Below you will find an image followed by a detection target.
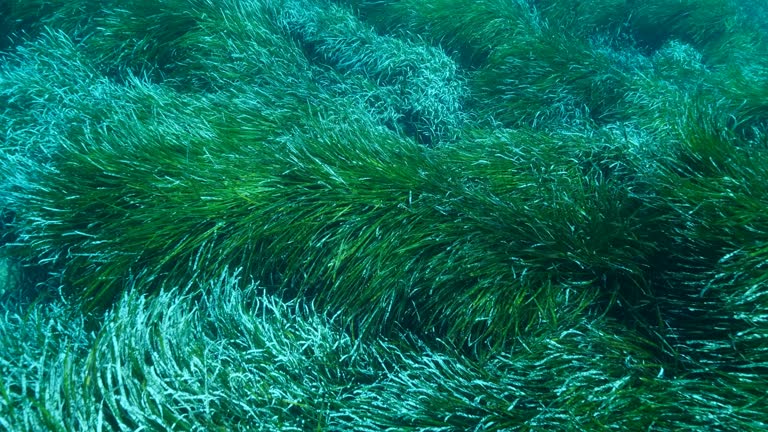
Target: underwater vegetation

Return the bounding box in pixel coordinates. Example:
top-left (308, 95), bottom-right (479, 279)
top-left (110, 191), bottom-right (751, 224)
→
top-left (1, 0), bottom-right (767, 430)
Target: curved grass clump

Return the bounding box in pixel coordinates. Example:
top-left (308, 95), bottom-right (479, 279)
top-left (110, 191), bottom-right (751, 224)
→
top-left (7, 88), bottom-right (656, 347)
top-left (643, 112), bottom-right (768, 374)
top-left (536, 0), bottom-right (753, 61)
top-left (620, 41), bottom-right (768, 144)
top-left (0, 275), bottom-right (369, 430)
top-left (340, 0), bottom-right (537, 63)
top-left (627, 0), bottom-right (746, 58)
top-left (86, 0), bottom-right (309, 87)
top-left (2, 276), bottom-right (765, 431)
top-left (278, 0), bottom-right (468, 145)
top-left (471, 27), bottom-right (632, 128)
top-left (0, 30), bottom-right (141, 161)
top-left (341, 0), bottom-right (631, 128)
top-left (3, 7), bottom-right (659, 348)
top-left (0, 0), bottom-right (99, 50)
top-left (533, 0), bottom-right (627, 33)
top-left (713, 59), bottom-right (768, 137)
top-left (347, 321), bottom-right (767, 431)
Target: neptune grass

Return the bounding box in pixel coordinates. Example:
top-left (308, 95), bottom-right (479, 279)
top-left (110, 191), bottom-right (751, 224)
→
top-left (2, 276), bottom-right (765, 431)
top-left (2, 0), bottom-right (768, 430)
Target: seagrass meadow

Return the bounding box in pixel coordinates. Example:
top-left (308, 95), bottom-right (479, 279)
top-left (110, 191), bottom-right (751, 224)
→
top-left (1, 0), bottom-right (767, 430)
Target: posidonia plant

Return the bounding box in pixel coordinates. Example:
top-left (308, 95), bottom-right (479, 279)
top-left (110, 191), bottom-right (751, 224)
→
top-left (1, 0), bottom-right (767, 430)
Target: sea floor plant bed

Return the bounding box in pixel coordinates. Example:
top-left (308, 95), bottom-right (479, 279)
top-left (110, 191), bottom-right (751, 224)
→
top-left (1, 0), bottom-right (767, 430)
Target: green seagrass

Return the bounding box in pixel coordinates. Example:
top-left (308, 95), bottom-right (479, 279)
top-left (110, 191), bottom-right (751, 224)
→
top-left (1, 0), bottom-right (767, 430)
